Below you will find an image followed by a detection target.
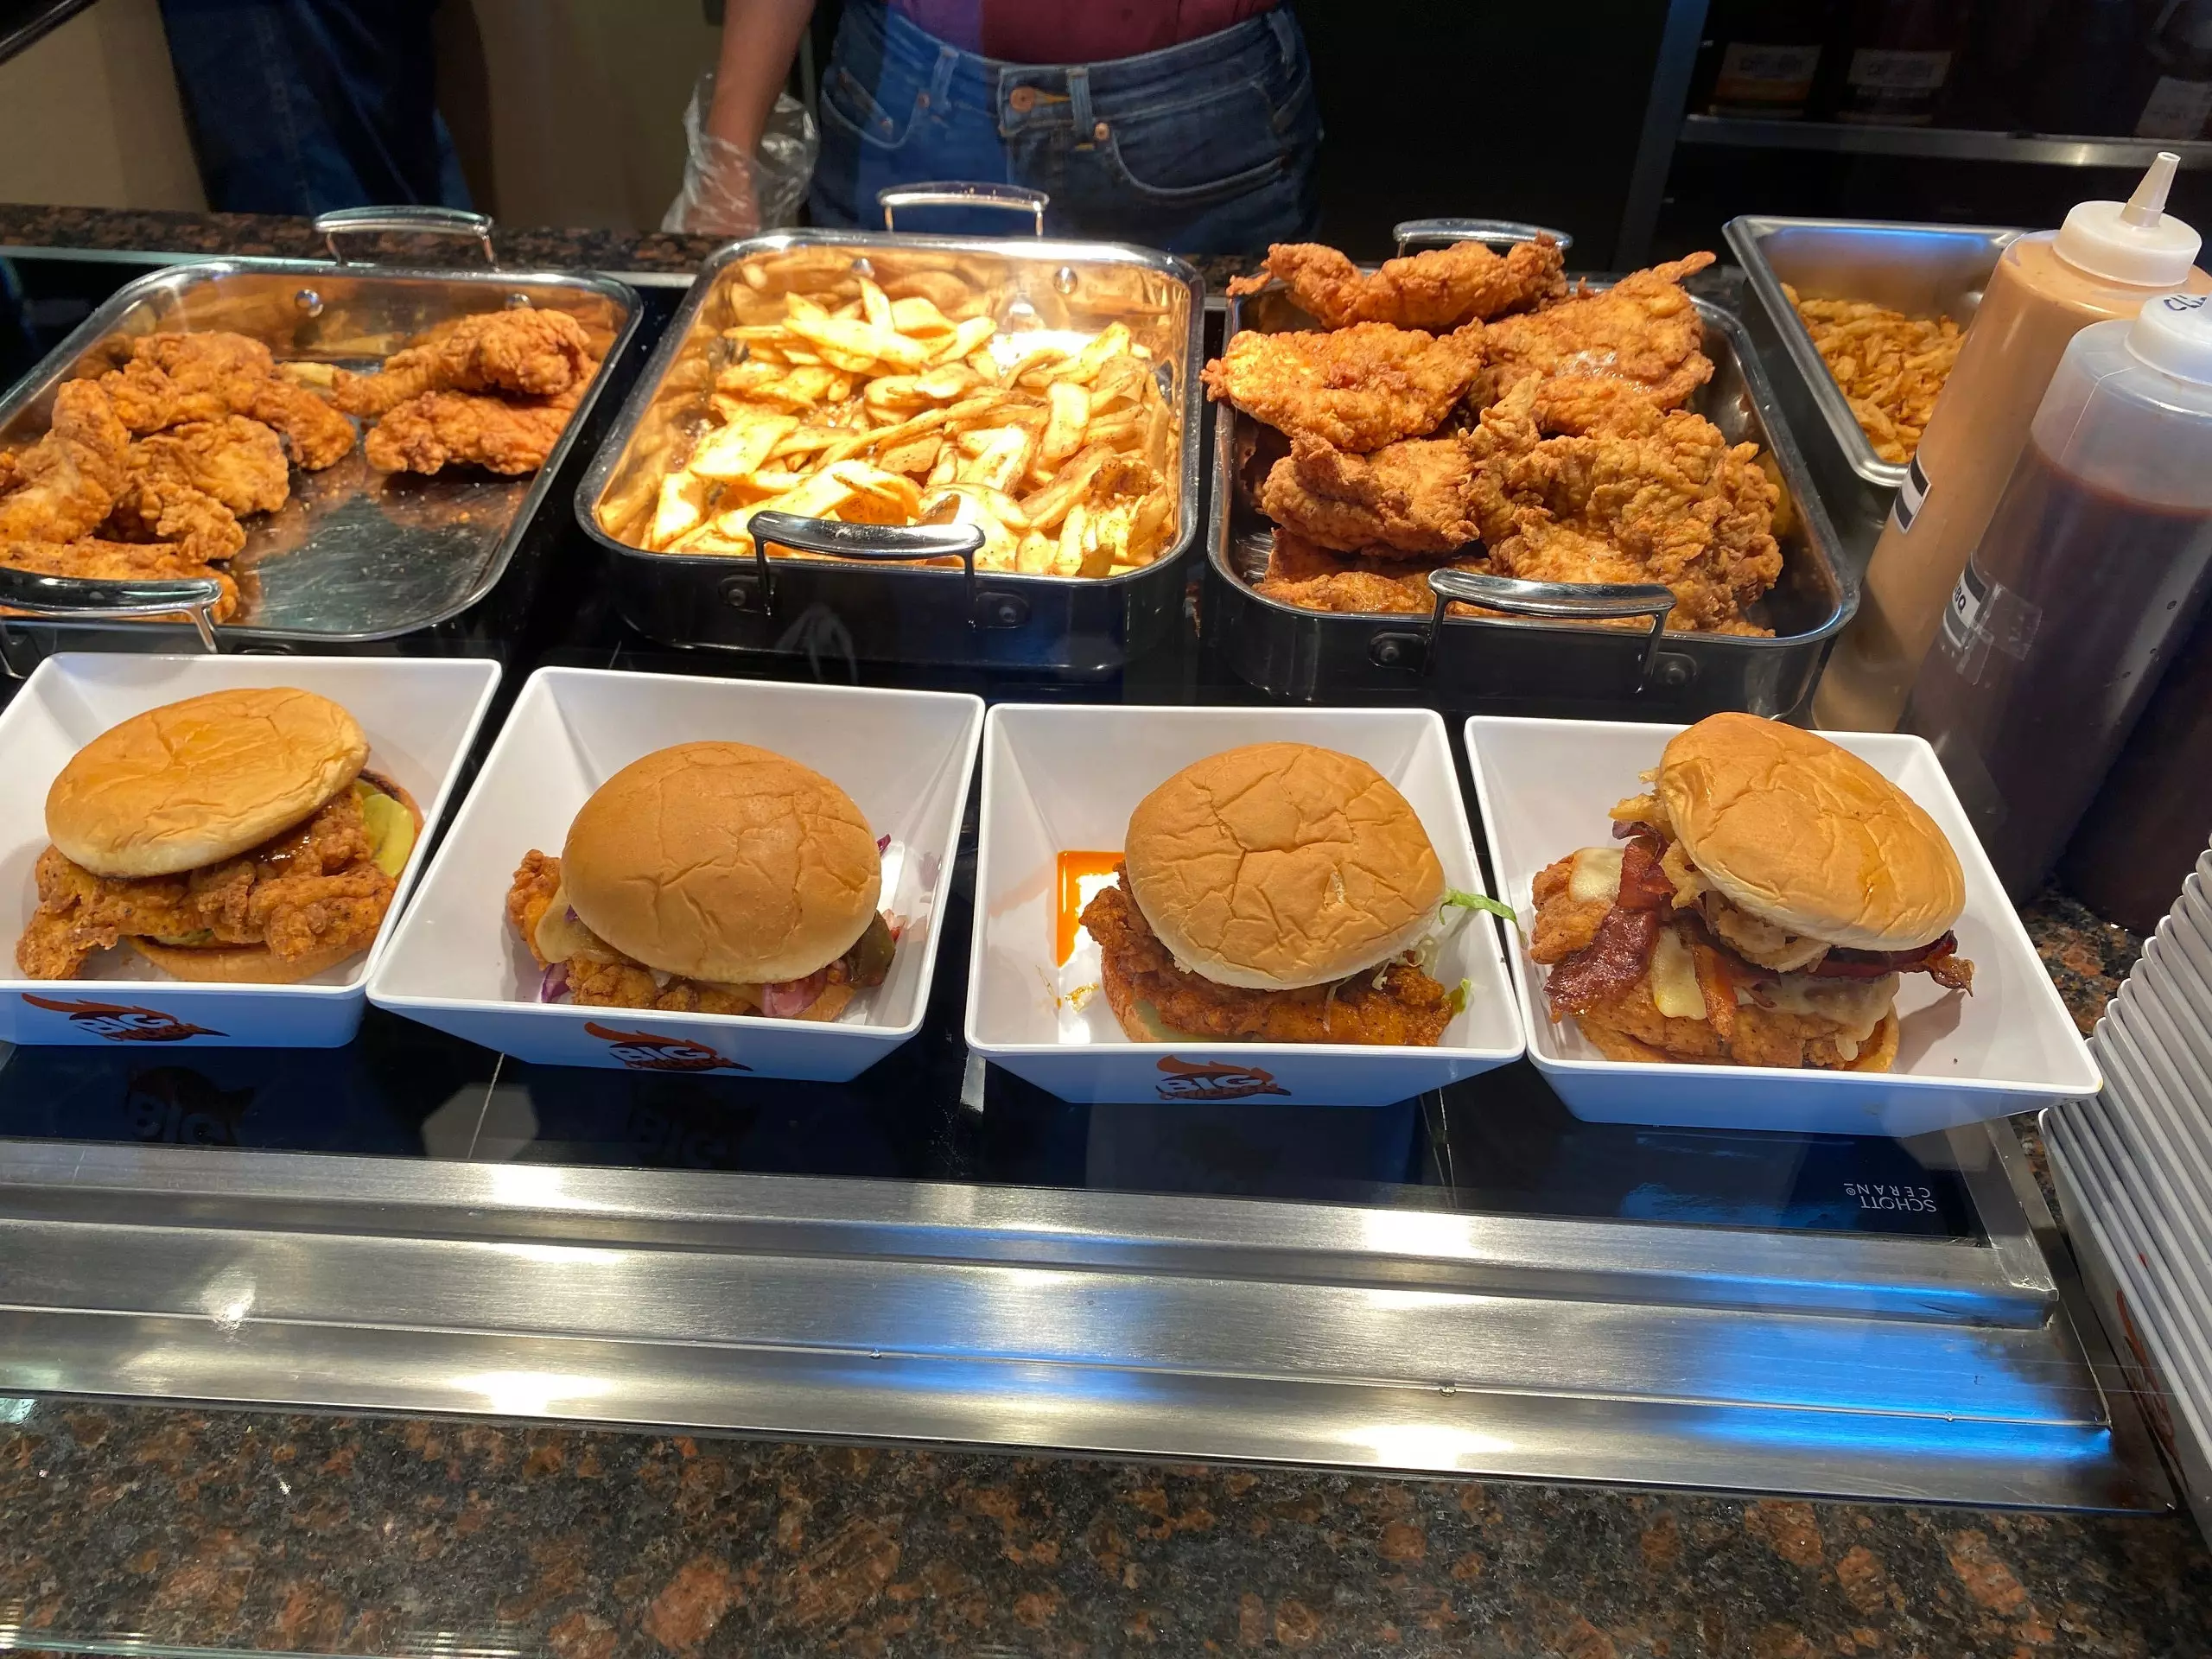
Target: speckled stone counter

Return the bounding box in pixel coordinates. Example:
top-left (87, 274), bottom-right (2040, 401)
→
top-left (1, 205), bottom-right (2207, 1658)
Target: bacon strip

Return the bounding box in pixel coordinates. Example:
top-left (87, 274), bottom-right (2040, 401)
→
top-left (1806, 931), bottom-right (1971, 986)
top-left (1614, 838), bottom-right (1676, 911)
top-left (1545, 906), bottom-right (1660, 1018)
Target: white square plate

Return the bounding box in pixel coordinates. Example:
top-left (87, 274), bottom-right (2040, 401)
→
top-left (963, 704), bottom-right (1522, 1106)
top-left (2106, 983), bottom-right (2212, 1181)
top-left (1465, 715), bottom-right (2099, 1136)
top-left (369, 667), bottom-right (982, 1077)
top-left (2082, 1024), bottom-right (2212, 1325)
top-left (0, 652), bottom-right (500, 1048)
top-left (2139, 931), bottom-right (2212, 1062)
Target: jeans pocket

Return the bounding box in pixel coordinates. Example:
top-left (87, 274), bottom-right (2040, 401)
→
top-left (1101, 78), bottom-right (1294, 204)
top-left (820, 64), bottom-right (921, 154)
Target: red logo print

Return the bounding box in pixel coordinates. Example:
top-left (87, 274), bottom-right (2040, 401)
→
top-left (583, 1021), bottom-right (750, 1073)
top-left (23, 995), bottom-right (222, 1042)
top-left (1154, 1055), bottom-right (1290, 1101)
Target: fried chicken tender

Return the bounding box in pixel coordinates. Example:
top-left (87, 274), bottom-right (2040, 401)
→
top-left (16, 789), bottom-right (391, 979)
top-left (1202, 321), bottom-right (1487, 452)
top-left (1082, 877), bottom-right (1453, 1046)
top-left (1260, 433), bottom-right (1482, 555)
top-left (98, 332), bottom-right (355, 469)
top-left (337, 307), bottom-right (599, 416)
top-left (0, 537), bottom-right (241, 620)
top-left (1486, 408), bottom-right (1782, 633)
top-left (1252, 528), bottom-right (1489, 615)
top-left (0, 380), bottom-right (133, 543)
top-left (104, 416), bottom-right (290, 565)
top-left (1484, 253), bottom-right (1717, 413)
top-left (365, 385), bottom-right (582, 475)
top-left (247, 378), bottom-right (358, 470)
top-left (1229, 236), bottom-right (1567, 331)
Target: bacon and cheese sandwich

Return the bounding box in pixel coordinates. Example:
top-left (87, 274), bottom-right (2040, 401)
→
top-left (1529, 714), bottom-right (1974, 1071)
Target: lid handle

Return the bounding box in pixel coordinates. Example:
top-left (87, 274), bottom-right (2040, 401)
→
top-left (877, 182), bottom-right (1048, 237)
top-left (1392, 219), bottom-right (1574, 256)
top-left (315, 206), bottom-right (499, 267)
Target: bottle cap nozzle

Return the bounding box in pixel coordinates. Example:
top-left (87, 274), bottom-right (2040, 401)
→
top-left (2057, 155), bottom-right (2202, 285)
top-left (2126, 290), bottom-right (2212, 383)
top-left (2123, 152), bottom-right (2180, 228)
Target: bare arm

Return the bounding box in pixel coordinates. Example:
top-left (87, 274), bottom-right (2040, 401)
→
top-left (707, 0), bottom-right (818, 155)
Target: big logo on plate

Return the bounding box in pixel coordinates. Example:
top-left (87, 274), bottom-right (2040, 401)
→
top-left (583, 1021), bottom-right (750, 1073)
top-left (1154, 1055), bottom-right (1289, 1101)
top-left (24, 995), bottom-right (222, 1043)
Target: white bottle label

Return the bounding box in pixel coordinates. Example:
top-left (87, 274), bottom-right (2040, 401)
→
top-left (1891, 452), bottom-right (1931, 532)
top-left (2136, 76), bottom-right (2212, 140)
top-left (1847, 48), bottom-right (1952, 92)
top-left (1938, 558), bottom-right (2042, 685)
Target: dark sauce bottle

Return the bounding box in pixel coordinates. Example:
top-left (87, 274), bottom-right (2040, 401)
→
top-left (1904, 296), bottom-right (2212, 899)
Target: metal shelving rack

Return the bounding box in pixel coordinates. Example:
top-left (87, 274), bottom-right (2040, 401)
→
top-left (1618, 0), bottom-right (2212, 265)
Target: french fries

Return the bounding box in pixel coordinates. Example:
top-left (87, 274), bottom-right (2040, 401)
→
top-left (632, 270), bottom-right (1179, 575)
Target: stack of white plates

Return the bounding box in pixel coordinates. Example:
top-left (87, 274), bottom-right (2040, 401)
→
top-left (2046, 845), bottom-right (2212, 1535)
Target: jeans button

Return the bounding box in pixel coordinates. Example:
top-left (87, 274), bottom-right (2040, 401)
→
top-left (1093, 121), bottom-right (1109, 140)
top-left (1008, 86), bottom-right (1037, 113)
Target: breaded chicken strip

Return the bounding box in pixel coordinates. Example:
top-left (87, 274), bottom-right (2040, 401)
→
top-left (1202, 321), bottom-right (1487, 453)
top-left (365, 386), bottom-right (582, 475)
top-left (0, 538), bottom-right (241, 623)
top-left (0, 381), bottom-right (133, 543)
top-left (98, 332), bottom-right (355, 469)
top-left (1229, 236), bottom-right (1566, 331)
top-left (1261, 433), bottom-right (1481, 555)
top-left (1081, 874), bottom-right (1453, 1046)
top-left (1484, 253), bottom-right (1717, 413)
top-left (338, 307), bottom-right (599, 416)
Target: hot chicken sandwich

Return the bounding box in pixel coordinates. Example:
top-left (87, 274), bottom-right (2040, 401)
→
top-left (508, 741), bottom-right (896, 1020)
top-left (1530, 713), bottom-right (1974, 1071)
top-left (16, 687), bottom-right (419, 982)
top-left (1080, 742), bottom-right (1496, 1046)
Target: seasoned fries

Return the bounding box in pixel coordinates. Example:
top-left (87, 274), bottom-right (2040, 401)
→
top-left (1785, 285), bottom-right (1963, 465)
top-left (639, 270), bottom-right (1179, 577)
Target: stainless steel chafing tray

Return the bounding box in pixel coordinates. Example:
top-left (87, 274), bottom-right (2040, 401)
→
top-left (1725, 215), bottom-right (2022, 552)
top-left (1206, 249), bottom-right (1854, 717)
top-left (0, 242), bottom-right (639, 660)
top-left (576, 229), bottom-right (1203, 675)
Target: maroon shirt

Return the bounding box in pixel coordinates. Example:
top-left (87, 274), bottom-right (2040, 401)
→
top-left (889, 0), bottom-right (1278, 62)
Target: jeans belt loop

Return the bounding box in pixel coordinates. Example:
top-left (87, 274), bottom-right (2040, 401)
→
top-left (1265, 6), bottom-right (1297, 67)
top-left (1067, 65), bottom-right (1096, 140)
top-left (926, 44), bottom-right (958, 111)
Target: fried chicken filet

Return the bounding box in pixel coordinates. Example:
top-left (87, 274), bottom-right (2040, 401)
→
top-left (1482, 251), bottom-right (1718, 413)
top-left (1202, 321), bottom-right (1488, 452)
top-left (1229, 236), bottom-right (1566, 331)
top-left (338, 307), bottom-right (599, 416)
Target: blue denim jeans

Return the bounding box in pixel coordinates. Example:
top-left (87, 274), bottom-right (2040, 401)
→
top-left (157, 0), bottom-right (470, 216)
top-left (809, 1), bottom-right (1321, 253)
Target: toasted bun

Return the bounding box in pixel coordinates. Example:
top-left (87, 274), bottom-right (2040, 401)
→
top-left (1123, 742), bottom-right (1446, 990)
top-left (130, 936), bottom-right (365, 985)
top-left (48, 688), bottom-right (368, 878)
top-left (1658, 714), bottom-right (1964, 951)
top-left (562, 742), bottom-right (880, 985)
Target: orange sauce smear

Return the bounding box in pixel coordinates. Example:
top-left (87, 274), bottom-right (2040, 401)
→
top-left (1055, 849), bottom-right (1123, 965)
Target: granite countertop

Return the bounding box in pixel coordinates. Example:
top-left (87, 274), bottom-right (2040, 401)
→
top-left (0, 204), bottom-right (2208, 1657)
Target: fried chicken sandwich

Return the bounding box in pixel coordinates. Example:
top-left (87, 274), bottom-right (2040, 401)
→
top-left (1529, 714), bottom-right (1974, 1071)
top-left (1080, 742), bottom-right (1501, 1047)
top-left (507, 742), bottom-right (897, 1020)
top-left (16, 688), bottom-right (419, 982)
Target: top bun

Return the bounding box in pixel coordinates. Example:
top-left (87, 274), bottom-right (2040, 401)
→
top-left (47, 687), bottom-right (368, 878)
top-left (1124, 742), bottom-right (1446, 990)
top-left (562, 742), bottom-right (880, 986)
top-left (1658, 713), bottom-right (1965, 950)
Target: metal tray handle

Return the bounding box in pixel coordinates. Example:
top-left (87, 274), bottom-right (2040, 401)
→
top-left (1419, 568), bottom-right (1675, 684)
top-left (1393, 218), bottom-right (1574, 255)
top-left (315, 206), bottom-right (498, 266)
top-left (878, 182), bottom-right (1048, 236)
top-left (702, 510), bottom-right (1025, 631)
top-left (0, 567), bottom-right (226, 652)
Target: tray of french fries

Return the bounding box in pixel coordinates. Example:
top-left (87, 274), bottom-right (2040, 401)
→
top-left (578, 232), bottom-right (1204, 672)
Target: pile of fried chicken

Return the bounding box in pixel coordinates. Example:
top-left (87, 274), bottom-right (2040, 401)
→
top-left (1206, 238), bottom-right (1783, 634)
top-left (0, 306), bottom-right (600, 626)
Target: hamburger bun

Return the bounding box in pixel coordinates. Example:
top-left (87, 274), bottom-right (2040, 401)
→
top-left (1657, 714), bottom-right (1963, 951)
top-left (1123, 742), bottom-right (1445, 990)
top-left (562, 742), bottom-right (880, 985)
top-left (130, 935), bottom-right (367, 985)
top-left (48, 687), bottom-right (369, 878)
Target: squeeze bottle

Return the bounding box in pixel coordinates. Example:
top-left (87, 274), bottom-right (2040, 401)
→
top-left (1813, 154), bottom-right (2209, 733)
top-left (1902, 293), bottom-right (2212, 899)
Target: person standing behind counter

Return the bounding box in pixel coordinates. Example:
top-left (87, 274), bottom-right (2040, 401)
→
top-left (683, 0), bottom-right (1322, 251)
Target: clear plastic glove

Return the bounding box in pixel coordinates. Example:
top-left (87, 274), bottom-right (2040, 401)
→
top-left (663, 73), bottom-right (819, 236)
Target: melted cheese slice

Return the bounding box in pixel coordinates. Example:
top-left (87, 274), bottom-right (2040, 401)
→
top-left (1649, 925), bottom-right (1705, 1019)
top-left (1740, 971), bottom-right (1897, 1046)
top-left (1568, 845), bottom-right (1625, 903)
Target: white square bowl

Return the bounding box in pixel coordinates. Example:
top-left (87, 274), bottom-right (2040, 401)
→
top-left (963, 704), bottom-right (1522, 1106)
top-left (1465, 715), bottom-right (2098, 1137)
top-left (368, 667), bottom-right (982, 1077)
top-left (0, 652), bottom-right (501, 1048)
